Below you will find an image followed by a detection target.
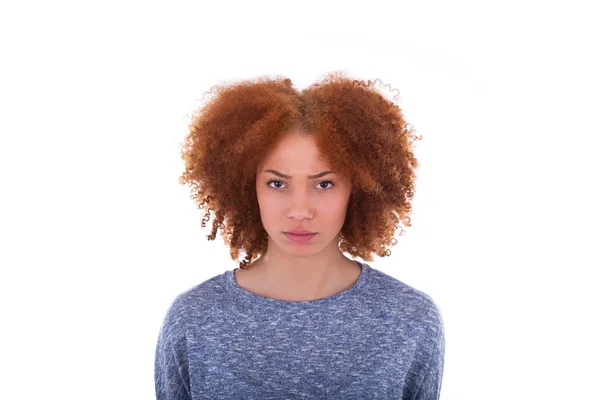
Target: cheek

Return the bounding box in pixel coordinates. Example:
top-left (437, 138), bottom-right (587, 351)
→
top-left (310, 193), bottom-right (349, 218)
top-left (256, 190), bottom-right (284, 219)
top-left (326, 198), bottom-right (351, 218)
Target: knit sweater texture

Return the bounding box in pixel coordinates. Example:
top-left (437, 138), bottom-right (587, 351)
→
top-left (155, 261), bottom-right (445, 399)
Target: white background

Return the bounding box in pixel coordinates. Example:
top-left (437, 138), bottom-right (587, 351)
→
top-left (1, 0), bottom-right (598, 398)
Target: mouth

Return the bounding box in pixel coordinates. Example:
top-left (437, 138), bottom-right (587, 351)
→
top-left (284, 232), bottom-right (318, 243)
top-left (285, 230), bottom-right (316, 235)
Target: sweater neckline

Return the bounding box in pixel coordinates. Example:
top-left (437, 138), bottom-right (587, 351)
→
top-left (225, 260), bottom-right (370, 308)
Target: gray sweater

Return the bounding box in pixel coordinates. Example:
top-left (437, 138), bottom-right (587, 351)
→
top-left (155, 261), bottom-right (445, 399)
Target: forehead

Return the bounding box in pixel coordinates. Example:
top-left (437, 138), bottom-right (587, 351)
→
top-left (261, 132), bottom-right (328, 166)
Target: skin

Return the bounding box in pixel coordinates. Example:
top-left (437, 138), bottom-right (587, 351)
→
top-left (234, 130), bottom-right (362, 301)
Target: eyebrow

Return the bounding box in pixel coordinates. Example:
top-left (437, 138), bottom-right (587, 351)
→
top-left (263, 169), bottom-right (335, 179)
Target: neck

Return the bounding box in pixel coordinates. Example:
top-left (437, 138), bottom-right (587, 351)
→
top-left (244, 250), bottom-right (360, 301)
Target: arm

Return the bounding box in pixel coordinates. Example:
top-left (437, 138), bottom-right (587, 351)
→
top-left (155, 303), bottom-right (192, 400)
top-left (413, 325), bottom-right (445, 400)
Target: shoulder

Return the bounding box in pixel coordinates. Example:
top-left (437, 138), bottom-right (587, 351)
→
top-left (366, 266), bottom-right (444, 337)
top-left (160, 271), bottom-right (228, 332)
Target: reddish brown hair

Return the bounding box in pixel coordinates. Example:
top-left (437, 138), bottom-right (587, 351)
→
top-left (178, 71), bottom-right (422, 269)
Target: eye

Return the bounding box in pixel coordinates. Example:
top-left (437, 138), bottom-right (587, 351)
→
top-left (266, 179), bottom-right (284, 189)
top-left (318, 181), bottom-right (335, 189)
top-left (266, 179), bottom-right (336, 190)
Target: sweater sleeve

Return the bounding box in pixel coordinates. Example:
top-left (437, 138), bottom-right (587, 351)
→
top-left (154, 298), bottom-right (192, 400)
top-left (413, 304), bottom-right (445, 400)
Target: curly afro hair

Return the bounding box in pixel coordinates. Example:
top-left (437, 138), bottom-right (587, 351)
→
top-left (178, 71), bottom-right (422, 269)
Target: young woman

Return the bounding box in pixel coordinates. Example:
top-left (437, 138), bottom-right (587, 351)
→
top-left (155, 72), bottom-right (445, 399)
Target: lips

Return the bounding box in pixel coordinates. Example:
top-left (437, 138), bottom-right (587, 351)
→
top-left (285, 230), bottom-right (316, 235)
top-left (285, 231), bottom-right (317, 243)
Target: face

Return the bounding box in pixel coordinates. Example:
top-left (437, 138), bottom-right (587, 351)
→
top-left (255, 131), bottom-right (352, 256)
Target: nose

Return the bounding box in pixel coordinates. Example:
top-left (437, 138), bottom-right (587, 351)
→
top-left (286, 191), bottom-right (314, 219)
